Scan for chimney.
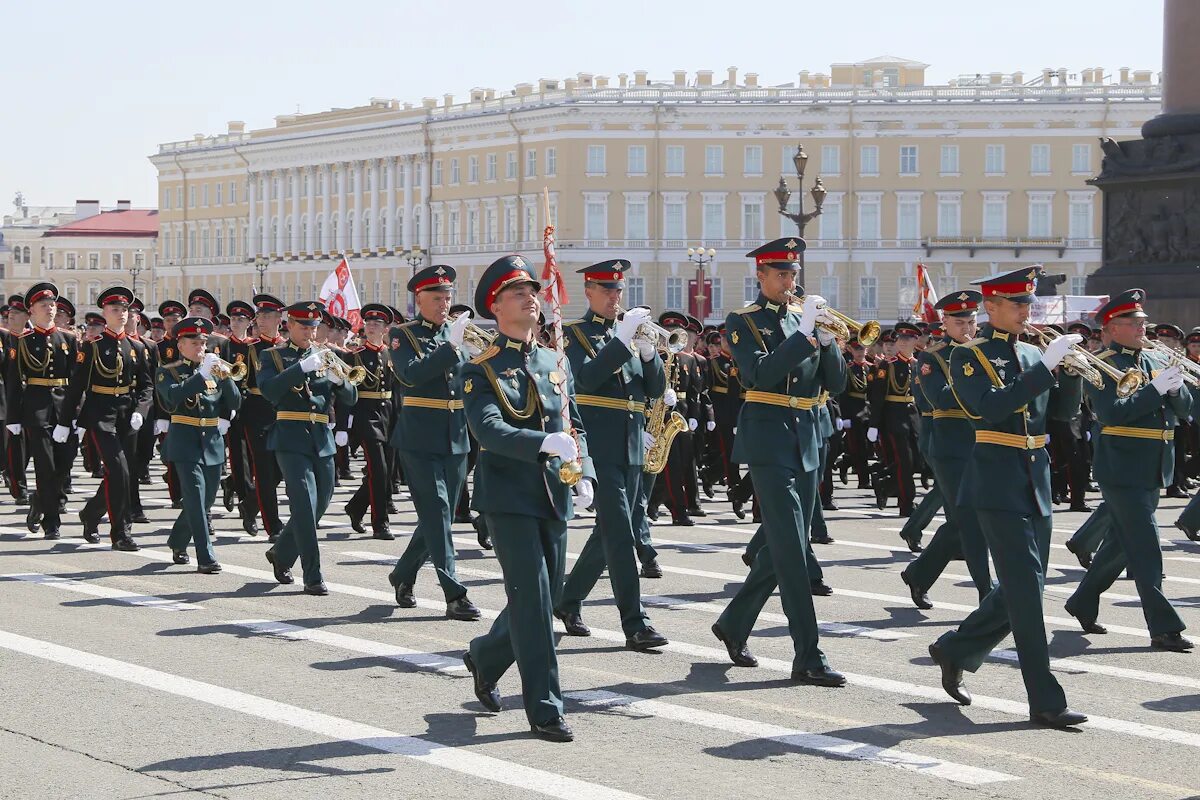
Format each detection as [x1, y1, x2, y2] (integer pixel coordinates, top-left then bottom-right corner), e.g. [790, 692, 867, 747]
[798, 70, 811, 87]
[1012, 71, 1024, 85]
[1042, 67, 1054, 85]
[595, 75, 609, 88]
[634, 70, 648, 86]
[422, 97, 438, 109]
[1057, 67, 1068, 86]
[1081, 68, 1094, 84]
[470, 88, 485, 102]
[1120, 66, 1131, 84]
[116, 200, 131, 211]
[745, 72, 759, 87]
[989, 72, 1003, 85]
[564, 78, 578, 92]
[696, 70, 713, 87]
[673, 70, 687, 87]
[514, 82, 533, 97]
[577, 72, 593, 87]
[539, 78, 559, 92]
[75, 200, 100, 220]
[443, 93, 454, 108]
[1133, 69, 1153, 84]
[618, 73, 628, 88]
[727, 66, 737, 86]
[227, 120, 245, 134]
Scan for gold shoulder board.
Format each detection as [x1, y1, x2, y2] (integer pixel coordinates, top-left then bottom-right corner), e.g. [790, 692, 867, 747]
[731, 304, 760, 316]
[470, 345, 500, 365]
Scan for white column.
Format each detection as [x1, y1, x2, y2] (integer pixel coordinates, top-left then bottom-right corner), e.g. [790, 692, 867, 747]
[261, 171, 272, 256]
[369, 159, 380, 250]
[335, 163, 346, 253]
[403, 157, 414, 249]
[385, 157, 396, 248]
[290, 169, 302, 255]
[346, 160, 359, 252]
[305, 166, 316, 254]
[247, 173, 258, 257]
[320, 166, 332, 253]
[275, 171, 286, 255]
[418, 155, 430, 250]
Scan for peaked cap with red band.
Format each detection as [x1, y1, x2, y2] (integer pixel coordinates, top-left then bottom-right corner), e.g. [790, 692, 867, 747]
[408, 264, 456, 294]
[252, 293, 285, 313]
[745, 237, 806, 268]
[172, 316, 213, 339]
[1096, 288, 1149, 326]
[187, 289, 219, 315]
[971, 266, 1042, 304]
[473, 255, 540, 321]
[24, 282, 57, 310]
[158, 300, 186, 318]
[933, 289, 982, 318]
[576, 259, 630, 287]
[98, 286, 134, 308]
[56, 297, 76, 320]
[286, 301, 325, 327]
[227, 300, 254, 319]
[7, 294, 27, 314]
[361, 303, 393, 324]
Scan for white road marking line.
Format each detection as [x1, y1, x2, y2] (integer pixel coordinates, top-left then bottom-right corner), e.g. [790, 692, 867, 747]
[2, 573, 203, 611]
[0, 629, 646, 800]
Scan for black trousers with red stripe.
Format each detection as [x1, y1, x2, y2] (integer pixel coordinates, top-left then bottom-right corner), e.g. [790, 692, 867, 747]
[228, 419, 258, 523]
[82, 428, 131, 540]
[5, 428, 29, 498]
[244, 422, 283, 538]
[651, 430, 692, 519]
[877, 425, 916, 515]
[344, 438, 391, 533]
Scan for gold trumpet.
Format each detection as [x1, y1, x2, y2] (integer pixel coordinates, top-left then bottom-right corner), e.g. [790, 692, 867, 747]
[1025, 325, 1144, 397]
[1141, 339, 1200, 389]
[449, 309, 496, 351]
[615, 304, 689, 353]
[783, 293, 881, 346]
[315, 346, 367, 385]
[211, 357, 247, 381]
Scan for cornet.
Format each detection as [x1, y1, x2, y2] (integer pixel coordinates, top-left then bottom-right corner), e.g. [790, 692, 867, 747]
[449, 309, 496, 351]
[783, 293, 881, 347]
[1140, 339, 1200, 389]
[211, 357, 247, 381]
[1025, 325, 1144, 397]
[615, 304, 688, 353]
[314, 346, 367, 385]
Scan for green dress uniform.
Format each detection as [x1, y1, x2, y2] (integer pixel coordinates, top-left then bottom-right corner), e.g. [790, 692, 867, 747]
[556, 261, 666, 641]
[1065, 291, 1192, 646]
[932, 273, 1083, 719]
[259, 302, 358, 591]
[714, 241, 847, 681]
[897, 346, 944, 549]
[157, 320, 242, 568]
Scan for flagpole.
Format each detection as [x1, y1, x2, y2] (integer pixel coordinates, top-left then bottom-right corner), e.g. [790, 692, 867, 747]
[541, 188, 582, 485]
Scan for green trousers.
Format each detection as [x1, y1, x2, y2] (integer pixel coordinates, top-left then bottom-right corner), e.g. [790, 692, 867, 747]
[1066, 502, 1111, 556]
[391, 451, 468, 601]
[1066, 486, 1184, 636]
[935, 509, 1066, 714]
[898, 484, 943, 547]
[469, 512, 568, 726]
[718, 464, 828, 673]
[558, 462, 650, 637]
[1175, 492, 1200, 536]
[743, 522, 823, 583]
[271, 451, 335, 587]
[165, 462, 220, 566]
[902, 457, 992, 600]
[634, 472, 658, 565]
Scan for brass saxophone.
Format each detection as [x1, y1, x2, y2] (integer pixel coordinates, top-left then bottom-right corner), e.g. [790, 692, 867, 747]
[643, 348, 688, 475]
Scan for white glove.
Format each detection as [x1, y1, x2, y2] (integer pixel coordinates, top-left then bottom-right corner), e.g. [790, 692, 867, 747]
[52, 425, 70, 443]
[798, 294, 826, 337]
[642, 431, 655, 450]
[448, 312, 471, 348]
[688, 417, 699, 431]
[1085, 430, 1091, 442]
[636, 338, 656, 361]
[1039, 333, 1084, 371]
[464, 341, 483, 359]
[326, 368, 344, 385]
[614, 307, 651, 346]
[843, 418, 853, 429]
[229, 410, 236, 421]
[198, 352, 220, 379]
[1150, 365, 1185, 396]
[335, 430, 349, 447]
[663, 388, 678, 407]
[154, 419, 170, 435]
[817, 327, 836, 347]
[300, 352, 324, 373]
[130, 412, 144, 432]
[217, 419, 231, 436]
[573, 479, 595, 508]
[74, 422, 85, 437]
[732, 426, 737, 435]
[706, 420, 716, 431]
[867, 427, 879, 443]
[5, 424, 20, 436]
[835, 419, 845, 431]
[540, 430, 579, 461]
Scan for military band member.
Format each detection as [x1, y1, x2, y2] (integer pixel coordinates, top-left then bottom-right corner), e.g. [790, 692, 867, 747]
[243, 294, 287, 541]
[928, 267, 1088, 729]
[1064, 290, 1193, 651]
[711, 327, 753, 518]
[838, 338, 872, 490]
[386, 265, 480, 621]
[60, 286, 153, 550]
[651, 311, 706, 526]
[3, 295, 31, 504]
[260, 301, 357, 595]
[186, 289, 226, 351]
[55, 297, 81, 495]
[221, 300, 259, 533]
[122, 298, 154, 527]
[553, 260, 668, 649]
[158, 317, 242, 573]
[5, 283, 77, 538]
[712, 238, 846, 687]
[461, 255, 595, 743]
[868, 322, 920, 516]
[343, 303, 399, 541]
[155, 300, 188, 508]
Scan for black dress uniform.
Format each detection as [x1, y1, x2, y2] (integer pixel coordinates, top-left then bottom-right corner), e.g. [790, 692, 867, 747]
[343, 304, 398, 540]
[652, 312, 710, 525]
[839, 345, 872, 488]
[868, 323, 920, 516]
[5, 283, 77, 538]
[242, 294, 287, 541]
[2, 296, 31, 503]
[710, 337, 754, 517]
[220, 300, 260, 534]
[155, 299, 188, 507]
[61, 286, 153, 549]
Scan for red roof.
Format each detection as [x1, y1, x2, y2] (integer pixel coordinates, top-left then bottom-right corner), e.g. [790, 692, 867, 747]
[45, 209, 158, 238]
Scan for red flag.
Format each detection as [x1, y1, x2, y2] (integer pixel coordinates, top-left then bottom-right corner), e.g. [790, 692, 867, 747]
[541, 222, 569, 307]
[319, 255, 363, 332]
[912, 262, 940, 323]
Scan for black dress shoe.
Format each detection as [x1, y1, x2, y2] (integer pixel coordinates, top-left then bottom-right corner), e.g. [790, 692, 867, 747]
[265, 549, 294, 584]
[1030, 708, 1088, 728]
[928, 642, 971, 705]
[1065, 607, 1107, 634]
[348, 512, 366, 535]
[453, 510, 474, 524]
[712, 622, 757, 667]
[15, 494, 29, 506]
[687, 506, 708, 518]
[646, 506, 660, 522]
[791, 666, 847, 687]
[702, 482, 715, 499]
[43, 529, 60, 541]
[810, 580, 833, 597]
[530, 716, 574, 742]
[810, 533, 834, 545]
[822, 500, 838, 512]
[626, 627, 669, 652]
[222, 478, 234, 511]
[112, 537, 140, 552]
[172, 549, 190, 565]
[241, 516, 259, 536]
[131, 513, 150, 524]
[1177, 520, 1200, 542]
[874, 485, 887, 511]
[197, 562, 222, 575]
[1068, 503, 1093, 513]
[171, 499, 182, 509]
[901, 570, 933, 610]
[393, 581, 416, 608]
[554, 609, 590, 637]
[446, 596, 482, 621]
[1151, 632, 1195, 652]
[78, 511, 100, 544]
[267, 533, 279, 544]
[303, 582, 329, 596]
[904, 537, 924, 553]
[672, 515, 695, 527]
[386, 501, 399, 515]
[463, 652, 501, 712]
[1166, 486, 1189, 499]
[640, 558, 663, 579]
[1065, 539, 1093, 569]
[741, 551, 754, 568]
[475, 519, 493, 550]
[372, 526, 395, 541]
[25, 500, 42, 535]
[731, 501, 746, 520]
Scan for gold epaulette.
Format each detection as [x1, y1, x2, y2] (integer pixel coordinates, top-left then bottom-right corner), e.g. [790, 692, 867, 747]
[563, 319, 583, 326]
[471, 345, 500, 364]
[160, 360, 184, 369]
[731, 304, 760, 315]
[963, 337, 987, 348]
[398, 319, 421, 328]
[1094, 348, 1116, 360]
[924, 341, 947, 354]
[787, 303, 803, 313]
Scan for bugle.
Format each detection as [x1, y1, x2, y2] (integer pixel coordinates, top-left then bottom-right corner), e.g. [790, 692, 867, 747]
[783, 293, 881, 346]
[1025, 325, 1144, 397]
[211, 357, 247, 381]
[1141, 338, 1200, 389]
[315, 346, 367, 385]
[616, 304, 688, 353]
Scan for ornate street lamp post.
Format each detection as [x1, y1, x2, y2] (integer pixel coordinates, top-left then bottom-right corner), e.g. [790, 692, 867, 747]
[686, 245, 717, 321]
[254, 256, 270, 294]
[773, 144, 828, 289]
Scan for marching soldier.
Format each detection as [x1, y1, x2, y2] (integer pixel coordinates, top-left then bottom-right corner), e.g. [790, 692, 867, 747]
[242, 294, 287, 541]
[157, 317, 242, 573]
[711, 327, 753, 519]
[712, 237, 846, 686]
[838, 338, 872, 489]
[122, 298, 154, 527]
[553, 260, 668, 649]
[343, 303, 399, 541]
[5, 282, 77, 538]
[928, 267, 1088, 728]
[461, 255, 595, 742]
[386, 265, 480, 620]
[60, 286, 153, 550]
[155, 300, 188, 508]
[650, 311, 705, 526]
[868, 322, 920, 516]
[55, 297, 81, 495]
[3, 295, 31, 504]
[1064, 289, 1193, 650]
[220, 300, 260, 534]
[260, 301, 358, 595]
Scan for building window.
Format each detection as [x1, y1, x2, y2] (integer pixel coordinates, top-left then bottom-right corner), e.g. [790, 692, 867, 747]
[983, 195, 1008, 238]
[899, 146, 919, 176]
[1070, 275, 1088, 295]
[188, 186, 196, 208]
[857, 195, 881, 240]
[937, 195, 962, 237]
[230, 181, 238, 204]
[702, 196, 725, 240]
[704, 145, 724, 176]
[215, 182, 223, 206]
[743, 145, 763, 176]
[628, 145, 647, 176]
[665, 276, 683, 309]
[584, 197, 607, 242]
[89, 253, 100, 269]
[468, 156, 479, 183]
[112, 253, 123, 269]
[819, 196, 842, 241]
[524, 205, 537, 242]
[466, 209, 478, 245]
[741, 197, 763, 240]
[897, 196, 921, 241]
[66, 253, 77, 270]
[985, 144, 1006, 175]
[505, 151, 517, 180]
[215, 228, 224, 257]
[898, 275, 917, 316]
[1072, 143, 1091, 174]
[450, 159, 460, 184]
[744, 276, 758, 304]
[448, 210, 460, 246]
[586, 145, 606, 175]
[201, 184, 209, 206]
[162, 189, 171, 210]
[819, 275, 841, 308]
[87, 281, 100, 304]
[665, 146, 685, 176]
[939, 145, 959, 176]
[484, 208, 497, 244]
[860, 146, 879, 176]
[625, 197, 648, 241]
[545, 147, 557, 176]
[820, 145, 840, 176]
[504, 205, 517, 243]
[859, 276, 877, 312]
[1069, 197, 1094, 241]
[1030, 144, 1051, 175]
[433, 159, 443, 186]
[48, 253, 55, 269]
[710, 277, 724, 314]
[485, 153, 497, 181]
[626, 276, 645, 307]
[664, 198, 686, 240]
[938, 273, 958, 299]
[176, 188, 183, 208]
[525, 150, 537, 178]
[1028, 194, 1053, 237]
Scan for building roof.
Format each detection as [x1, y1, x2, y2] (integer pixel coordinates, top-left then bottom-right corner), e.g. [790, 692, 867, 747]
[44, 209, 158, 238]
[2, 206, 76, 228]
[834, 55, 931, 68]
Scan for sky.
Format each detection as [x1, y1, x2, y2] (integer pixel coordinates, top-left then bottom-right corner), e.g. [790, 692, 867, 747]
[0, 0, 1164, 211]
